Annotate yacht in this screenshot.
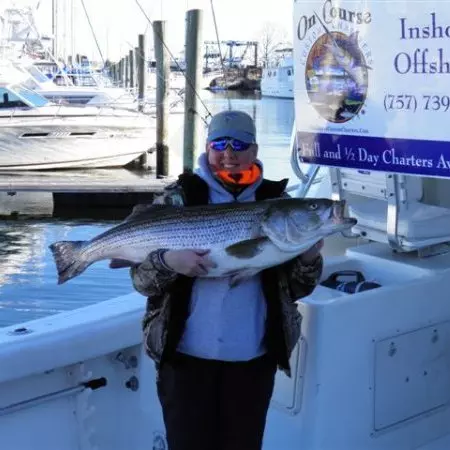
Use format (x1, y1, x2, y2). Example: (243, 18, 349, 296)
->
(8, 59, 136, 107)
(0, 80, 155, 170)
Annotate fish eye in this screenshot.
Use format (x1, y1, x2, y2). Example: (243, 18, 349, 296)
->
(309, 203, 319, 211)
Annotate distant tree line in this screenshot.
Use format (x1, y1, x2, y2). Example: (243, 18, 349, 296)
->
(256, 21, 292, 68)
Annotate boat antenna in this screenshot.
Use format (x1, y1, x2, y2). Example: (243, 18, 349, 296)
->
(209, 0, 232, 110)
(134, 0, 213, 124)
(79, 0, 105, 65)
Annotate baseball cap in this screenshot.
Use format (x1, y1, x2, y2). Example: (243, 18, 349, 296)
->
(206, 110, 257, 144)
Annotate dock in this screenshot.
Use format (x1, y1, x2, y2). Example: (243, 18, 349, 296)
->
(0, 169, 177, 220)
(0, 169, 173, 193)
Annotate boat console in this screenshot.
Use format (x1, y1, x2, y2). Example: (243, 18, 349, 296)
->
(263, 1, 450, 448)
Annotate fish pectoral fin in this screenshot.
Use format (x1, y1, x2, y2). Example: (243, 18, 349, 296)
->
(225, 237, 268, 259)
(109, 258, 136, 269)
(229, 268, 261, 287)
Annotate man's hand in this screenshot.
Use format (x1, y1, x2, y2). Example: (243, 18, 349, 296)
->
(300, 239, 324, 264)
(163, 249, 217, 277)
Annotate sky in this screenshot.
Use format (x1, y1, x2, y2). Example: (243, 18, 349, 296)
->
(9, 0, 294, 62)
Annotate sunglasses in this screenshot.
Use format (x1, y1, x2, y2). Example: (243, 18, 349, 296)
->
(208, 138, 253, 152)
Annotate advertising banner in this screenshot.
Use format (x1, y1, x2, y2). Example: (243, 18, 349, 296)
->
(294, 0, 450, 177)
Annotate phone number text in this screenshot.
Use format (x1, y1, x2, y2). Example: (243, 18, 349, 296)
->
(383, 94, 450, 112)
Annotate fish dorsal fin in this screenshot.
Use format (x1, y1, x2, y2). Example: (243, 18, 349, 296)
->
(124, 203, 180, 222)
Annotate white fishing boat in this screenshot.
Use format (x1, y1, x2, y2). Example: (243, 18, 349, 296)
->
(1, 1, 450, 449)
(260, 49, 294, 99)
(0, 80, 155, 170)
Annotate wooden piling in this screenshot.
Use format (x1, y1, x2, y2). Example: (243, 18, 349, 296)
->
(134, 47, 139, 77)
(129, 49, 135, 90)
(138, 34, 146, 112)
(183, 9, 203, 173)
(125, 55, 129, 88)
(154, 21, 170, 177)
(118, 59, 123, 86)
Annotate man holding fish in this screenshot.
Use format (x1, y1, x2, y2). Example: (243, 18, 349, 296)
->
(49, 109, 355, 449)
(129, 110, 326, 450)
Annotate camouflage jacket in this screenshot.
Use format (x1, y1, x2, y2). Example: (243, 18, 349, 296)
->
(130, 173, 323, 376)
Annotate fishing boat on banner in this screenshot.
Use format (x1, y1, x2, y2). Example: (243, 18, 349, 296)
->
(1, 1, 450, 449)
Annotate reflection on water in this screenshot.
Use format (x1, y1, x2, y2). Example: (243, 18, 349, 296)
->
(0, 220, 132, 327)
(0, 94, 297, 328)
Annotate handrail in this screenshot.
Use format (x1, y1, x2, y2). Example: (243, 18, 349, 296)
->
(289, 123, 321, 198)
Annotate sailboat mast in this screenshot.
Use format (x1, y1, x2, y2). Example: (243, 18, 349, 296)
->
(52, 0, 58, 58)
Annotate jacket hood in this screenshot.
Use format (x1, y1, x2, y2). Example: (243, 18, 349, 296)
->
(194, 152, 264, 203)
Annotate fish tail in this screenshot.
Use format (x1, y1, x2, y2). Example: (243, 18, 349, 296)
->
(49, 241, 90, 284)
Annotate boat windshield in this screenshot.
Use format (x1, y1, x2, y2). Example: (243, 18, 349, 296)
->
(0, 87, 28, 108)
(27, 65, 53, 84)
(9, 84, 49, 107)
(71, 74, 97, 87)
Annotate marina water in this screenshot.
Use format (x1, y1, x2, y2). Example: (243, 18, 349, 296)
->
(0, 93, 295, 327)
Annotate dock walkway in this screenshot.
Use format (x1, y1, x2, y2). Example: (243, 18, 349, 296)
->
(0, 169, 174, 193)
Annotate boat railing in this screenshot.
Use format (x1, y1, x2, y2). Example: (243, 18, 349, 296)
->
(6, 106, 30, 121)
(288, 123, 321, 196)
(53, 103, 64, 118)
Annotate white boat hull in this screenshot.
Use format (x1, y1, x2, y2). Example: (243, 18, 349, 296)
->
(2, 244, 450, 449)
(261, 58, 294, 99)
(0, 107, 156, 170)
(260, 80, 294, 99)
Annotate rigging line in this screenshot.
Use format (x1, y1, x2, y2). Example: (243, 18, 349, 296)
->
(23, 1, 42, 52)
(134, 0, 212, 120)
(209, 0, 231, 110)
(19, 9, 74, 86)
(79, 0, 104, 65)
(124, 39, 166, 86)
(123, 38, 184, 109)
(120, 41, 205, 122)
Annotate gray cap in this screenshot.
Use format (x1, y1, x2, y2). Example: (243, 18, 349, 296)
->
(206, 110, 257, 144)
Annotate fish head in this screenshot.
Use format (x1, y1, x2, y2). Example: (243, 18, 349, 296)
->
(324, 32, 368, 74)
(262, 198, 357, 251)
(324, 41, 352, 68)
(280, 198, 336, 230)
(284, 198, 356, 232)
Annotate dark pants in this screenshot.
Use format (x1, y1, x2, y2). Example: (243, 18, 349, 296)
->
(157, 352, 277, 450)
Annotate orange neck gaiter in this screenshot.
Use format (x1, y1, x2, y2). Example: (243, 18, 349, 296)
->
(214, 164, 262, 187)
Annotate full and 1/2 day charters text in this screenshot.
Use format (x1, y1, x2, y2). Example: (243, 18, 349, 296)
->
(301, 141, 450, 171)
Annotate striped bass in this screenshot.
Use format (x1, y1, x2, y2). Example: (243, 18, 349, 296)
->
(49, 197, 356, 285)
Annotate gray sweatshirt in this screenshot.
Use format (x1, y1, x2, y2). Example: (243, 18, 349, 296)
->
(177, 153, 268, 361)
